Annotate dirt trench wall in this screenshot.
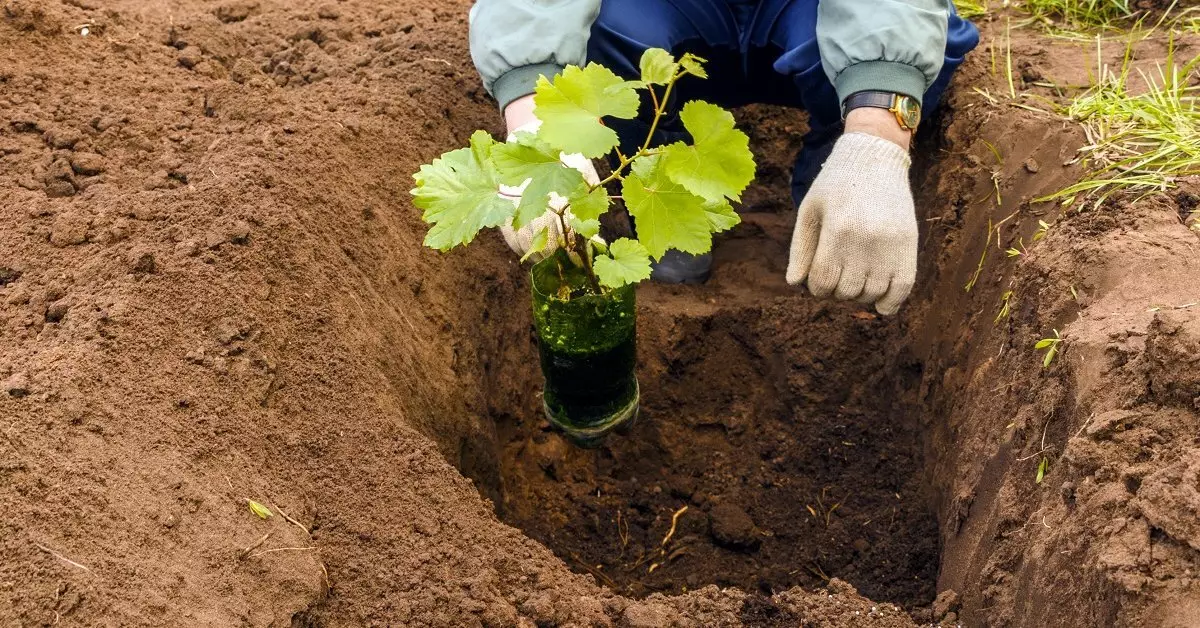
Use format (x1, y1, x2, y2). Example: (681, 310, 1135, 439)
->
(904, 30, 1200, 627)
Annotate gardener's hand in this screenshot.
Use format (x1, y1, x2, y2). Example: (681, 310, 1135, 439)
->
(785, 121, 918, 315)
(500, 95, 601, 261)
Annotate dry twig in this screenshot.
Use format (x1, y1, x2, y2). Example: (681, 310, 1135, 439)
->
(35, 543, 90, 571)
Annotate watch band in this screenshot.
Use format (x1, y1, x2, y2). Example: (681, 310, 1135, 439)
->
(841, 91, 896, 119)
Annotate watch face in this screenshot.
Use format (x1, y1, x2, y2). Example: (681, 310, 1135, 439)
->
(896, 96, 921, 129)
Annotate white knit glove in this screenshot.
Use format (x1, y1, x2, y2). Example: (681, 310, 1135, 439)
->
(785, 132, 918, 315)
(499, 120, 601, 261)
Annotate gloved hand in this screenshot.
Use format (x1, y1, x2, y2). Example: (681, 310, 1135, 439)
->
(785, 132, 918, 315)
(499, 119, 601, 261)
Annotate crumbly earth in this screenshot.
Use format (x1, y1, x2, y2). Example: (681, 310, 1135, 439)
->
(0, 1, 1196, 627)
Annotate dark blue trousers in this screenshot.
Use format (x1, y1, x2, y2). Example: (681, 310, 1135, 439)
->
(586, 0, 980, 204)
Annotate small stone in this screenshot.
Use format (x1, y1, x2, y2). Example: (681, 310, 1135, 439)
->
(175, 240, 201, 257)
(0, 267, 21, 286)
(160, 512, 179, 529)
(228, 220, 251, 245)
(205, 230, 227, 249)
(44, 180, 76, 198)
(93, 116, 121, 132)
(44, 127, 83, 149)
(44, 285, 66, 302)
(215, 321, 248, 345)
(214, 1, 257, 23)
(932, 589, 960, 619)
(69, 152, 105, 176)
(3, 372, 30, 397)
(178, 46, 202, 69)
(45, 157, 75, 182)
(132, 253, 156, 274)
(709, 502, 759, 549)
(45, 301, 69, 323)
(142, 170, 174, 191)
(1023, 157, 1040, 174)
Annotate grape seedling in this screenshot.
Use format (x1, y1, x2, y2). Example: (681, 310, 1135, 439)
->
(411, 48, 756, 295)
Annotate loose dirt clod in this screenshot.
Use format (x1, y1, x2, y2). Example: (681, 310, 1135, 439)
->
(0, 267, 21, 286)
(709, 503, 759, 549)
(3, 372, 31, 398)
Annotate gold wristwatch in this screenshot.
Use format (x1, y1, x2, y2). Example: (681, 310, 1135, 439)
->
(841, 91, 921, 132)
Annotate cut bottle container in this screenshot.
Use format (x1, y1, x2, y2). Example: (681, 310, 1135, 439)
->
(531, 252, 639, 448)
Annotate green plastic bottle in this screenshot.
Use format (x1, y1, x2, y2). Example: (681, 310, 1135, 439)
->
(530, 252, 639, 447)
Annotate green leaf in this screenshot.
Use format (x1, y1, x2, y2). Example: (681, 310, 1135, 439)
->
(594, 238, 652, 288)
(248, 500, 273, 520)
(1034, 338, 1055, 349)
(639, 48, 678, 85)
(703, 198, 741, 232)
(520, 227, 551, 263)
(622, 155, 713, 260)
(567, 185, 610, 222)
(1035, 457, 1048, 484)
(1043, 344, 1058, 368)
(678, 53, 708, 79)
(412, 131, 515, 251)
(610, 79, 647, 93)
(492, 140, 585, 228)
(534, 64, 640, 158)
(569, 216, 601, 240)
(660, 101, 755, 202)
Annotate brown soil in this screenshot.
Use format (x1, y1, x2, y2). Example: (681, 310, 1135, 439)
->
(497, 182, 941, 607)
(1, 1, 1197, 627)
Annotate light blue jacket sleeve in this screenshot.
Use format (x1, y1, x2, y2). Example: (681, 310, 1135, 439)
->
(469, 0, 950, 111)
(469, 0, 601, 111)
(816, 0, 950, 107)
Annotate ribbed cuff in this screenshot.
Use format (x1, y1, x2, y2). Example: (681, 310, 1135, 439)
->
(838, 132, 912, 170)
(492, 63, 564, 112)
(834, 61, 927, 109)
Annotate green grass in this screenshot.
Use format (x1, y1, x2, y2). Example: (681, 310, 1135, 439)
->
(1024, 0, 1136, 30)
(1022, 0, 1200, 35)
(1182, 13, 1200, 34)
(1037, 40, 1200, 208)
(955, 0, 989, 19)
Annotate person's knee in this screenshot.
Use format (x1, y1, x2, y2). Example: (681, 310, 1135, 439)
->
(946, 16, 981, 60)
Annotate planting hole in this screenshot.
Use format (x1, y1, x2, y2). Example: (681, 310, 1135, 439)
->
(462, 106, 942, 609)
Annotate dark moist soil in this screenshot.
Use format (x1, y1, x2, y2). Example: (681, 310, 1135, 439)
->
(493, 110, 940, 605)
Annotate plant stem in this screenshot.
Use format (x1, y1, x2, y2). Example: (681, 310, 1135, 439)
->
(639, 79, 676, 154)
(577, 234, 602, 294)
(554, 204, 602, 294)
(554, 208, 571, 247)
(569, 72, 685, 296)
(586, 74, 680, 192)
